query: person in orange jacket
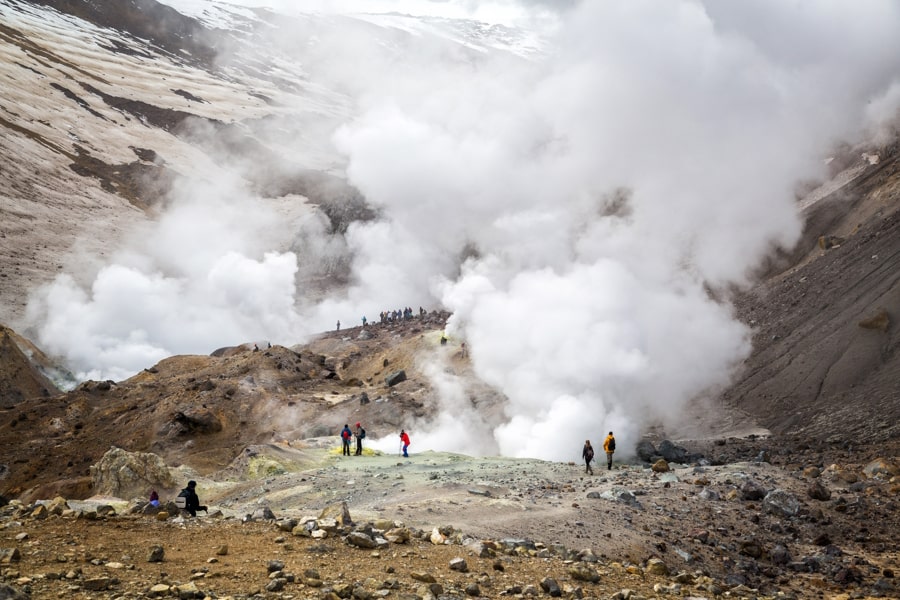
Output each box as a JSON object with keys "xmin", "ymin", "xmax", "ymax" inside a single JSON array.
[
  {"xmin": 400, "ymin": 429, "xmax": 410, "ymax": 458},
  {"xmin": 603, "ymin": 431, "xmax": 616, "ymax": 470}
]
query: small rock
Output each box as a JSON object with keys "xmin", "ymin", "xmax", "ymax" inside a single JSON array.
[
  {"xmin": 449, "ymin": 557, "xmax": 468, "ymax": 572},
  {"xmin": 0, "ymin": 548, "xmax": 22, "ymax": 564},
  {"xmin": 82, "ymin": 577, "xmax": 112, "ymax": 591},
  {"xmin": 651, "ymin": 459, "xmax": 670, "ymax": 473},
  {"xmin": 540, "ymin": 576, "xmax": 562, "ymax": 597},
  {"xmin": 348, "ymin": 532, "xmax": 377, "ymax": 549},
  {"xmin": 568, "ymin": 564, "xmax": 600, "ymax": 583},
  {"xmin": 147, "ymin": 546, "xmax": 164, "ymax": 563},
  {"xmin": 645, "ymin": 558, "xmax": 669, "ymax": 576}
]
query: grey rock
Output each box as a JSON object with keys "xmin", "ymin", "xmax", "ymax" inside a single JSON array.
[
  {"xmin": 147, "ymin": 545, "xmax": 164, "ymax": 563},
  {"xmin": 540, "ymin": 577, "xmax": 562, "ymax": 597},
  {"xmin": 0, "ymin": 584, "xmax": 28, "ymax": 600},
  {"xmin": 636, "ymin": 440, "xmax": 657, "ymax": 462},
  {"xmin": 807, "ymin": 480, "xmax": 832, "ymax": 501},
  {"xmin": 449, "ymin": 557, "xmax": 468, "ymax": 572},
  {"xmin": 763, "ymin": 489, "xmax": 800, "ymax": 517},
  {"xmin": 348, "ymin": 532, "xmax": 377, "ymax": 549},
  {"xmin": 740, "ymin": 480, "xmax": 767, "ymax": 501},
  {"xmin": 771, "ymin": 544, "xmax": 792, "ymax": 565},
  {"xmin": 567, "ymin": 564, "xmax": 600, "ymax": 583},
  {"xmin": 385, "ymin": 370, "xmax": 407, "ymax": 387},
  {"xmin": 698, "ymin": 487, "xmax": 720, "ymax": 501},
  {"xmin": 657, "ymin": 440, "xmax": 688, "ymax": 463}
]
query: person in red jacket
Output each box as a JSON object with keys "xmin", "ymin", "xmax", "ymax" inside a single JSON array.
[{"xmin": 400, "ymin": 429, "xmax": 410, "ymax": 458}]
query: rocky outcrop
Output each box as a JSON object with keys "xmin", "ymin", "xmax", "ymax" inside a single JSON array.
[{"xmin": 90, "ymin": 446, "xmax": 176, "ymax": 499}]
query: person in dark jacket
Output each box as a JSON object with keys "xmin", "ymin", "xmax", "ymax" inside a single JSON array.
[
  {"xmin": 582, "ymin": 440, "xmax": 594, "ymax": 474},
  {"xmin": 179, "ymin": 481, "xmax": 207, "ymax": 517},
  {"xmin": 341, "ymin": 424, "xmax": 353, "ymax": 456},
  {"xmin": 354, "ymin": 422, "xmax": 365, "ymax": 456}
]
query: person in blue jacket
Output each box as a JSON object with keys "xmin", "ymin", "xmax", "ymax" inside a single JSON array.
[{"xmin": 341, "ymin": 424, "xmax": 353, "ymax": 456}]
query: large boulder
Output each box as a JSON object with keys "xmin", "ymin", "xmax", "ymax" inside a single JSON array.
[
  {"xmin": 90, "ymin": 447, "xmax": 176, "ymax": 499},
  {"xmin": 657, "ymin": 440, "xmax": 689, "ymax": 463},
  {"xmin": 385, "ymin": 370, "xmax": 407, "ymax": 387},
  {"xmin": 636, "ymin": 440, "xmax": 657, "ymax": 462}
]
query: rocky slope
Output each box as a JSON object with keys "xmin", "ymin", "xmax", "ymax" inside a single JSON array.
[{"xmin": 723, "ymin": 144, "xmax": 900, "ymax": 445}]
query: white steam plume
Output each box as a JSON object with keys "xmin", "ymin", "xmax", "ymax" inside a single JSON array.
[
  {"xmin": 325, "ymin": 0, "xmax": 900, "ymax": 459},
  {"xmin": 24, "ymin": 1, "xmax": 900, "ymax": 461}
]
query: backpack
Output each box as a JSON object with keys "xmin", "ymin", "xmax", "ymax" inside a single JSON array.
[
  {"xmin": 608, "ymin": 438, "xmax": 616, "ymax": 451},
  {"xmin": 360, "ymin": 428, "xmax": 366, "ymax": 439},
  {"xmin": 175, "ymin": 489, "xmax": 188, "ymax": 509}
]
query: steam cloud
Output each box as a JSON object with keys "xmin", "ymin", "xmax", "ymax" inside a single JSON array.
[{"xmin": 24, "ymin": 0, "xmax": 900, "ymax": 460}]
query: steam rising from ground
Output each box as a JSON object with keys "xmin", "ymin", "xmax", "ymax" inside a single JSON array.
[{"xmin": 25, "ymin": 1, "xmax": 900, "ymax": 460}]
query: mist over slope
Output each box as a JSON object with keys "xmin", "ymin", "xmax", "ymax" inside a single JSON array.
[{"xmin": 1, "ymin": 0, "xmax": 899, "ymax": 461}]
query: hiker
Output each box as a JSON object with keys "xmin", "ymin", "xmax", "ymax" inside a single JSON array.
[
  {"xmin": 341, "ymin": 424, "xmax": 353, "ymax": 456},
  {"xmin": 603, "ymin": 431, "xmax": 616, "ymax": 470},
  {"xmin": 336, "ymin": 320, "xmax": 340, "ymax": 331},
  {"xmin": 400, "ymin": 429, "xmax": 410, "ymax": 458},
  {"xmin": 178, "ymin": 480, "xmax": 207, "ymax": 517},
  {"xmin": 582, "ymin": 440, "xmax": 594, "ymax": 474},
  {"xmin": 355, "ymin": 422, "xmax": 366, "ymax": 456},
  {"xmin": 362, "ymin": 316, "xmax": 367, "ymax": 326},
  {"xmin": 148, "ymin": 489, "xmax": 160, "ymax": 508}
]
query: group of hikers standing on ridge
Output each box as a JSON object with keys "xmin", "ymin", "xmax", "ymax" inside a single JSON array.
[
  {"xmin": 336, "ymin": 307, "xmax": 430, "ymax": 331},
  {"xmin": 340, "ymin": 423, "xmax": 412, "ymax": 457},
  {"xmin": 582, "ymin": 431, "xmax": 616, "ymax": 474}
]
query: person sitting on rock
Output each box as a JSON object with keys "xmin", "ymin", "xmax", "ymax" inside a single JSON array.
[
  {"xmin": 178, "ymin": 480, "xmax": 208, "ymax": 517},
  {"xmin": 149, "ymin": 489, "xmax": 160, "ymax": 508}
]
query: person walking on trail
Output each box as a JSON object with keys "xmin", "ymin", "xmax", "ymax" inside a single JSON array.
[
  {"xmin": 400, "ymin": 429, "xmax": 410, "ymax": 458},
  {"xmin": 354, "ymin": 422, "xmax": 366, "ymax": 456},
  {"xmin": 603, "ymin": 431, "xmax": 616, "ymax": 470},
  {"xmin": 582, "ymin": 440, "xmax": 595, "ymax": 474},
  {"xmin": 341, "ymin": 424, "xmax": 353, "ymax": 456}
]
